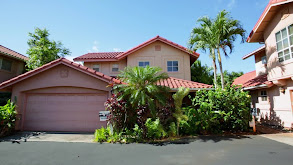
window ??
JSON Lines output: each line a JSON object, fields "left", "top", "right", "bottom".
{"left": 261, "top": 56, "right": 267, "bottom": 64}
{"left": 167, "top": 61, "right": 178, "bottom": 72}
{"left": 260, "top": 90, "right": 268, "bottom": 101}
{"left": 0, "top": 58, "right": 12, "bottom": 71}
{"left": 138, "top": 61, "right": 149, "bottom": 68}
{"left": 112, "top": 64, "right": 119, "bottom": 72}
{"left": 93, "top": 64, "right": 100, "bottom": 72}
{"left": 275, "top": 24, "right": 293, "bottom": 62}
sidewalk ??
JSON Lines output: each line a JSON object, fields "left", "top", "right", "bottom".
{"left": 260, "top": 133, "right": 293, "bottom": 146}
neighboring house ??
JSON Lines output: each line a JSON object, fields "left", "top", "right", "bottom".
{"left": 0, "top": 45, "right": 28, "bottom": 84}
{"left": 233, "top": 0, "right": 293, "bottom": 128}
{"left": 73, "top": 36, "right": 212, "bottom": 91}
{"left": 0, "top": 36, "right": 212, "bottom": 132}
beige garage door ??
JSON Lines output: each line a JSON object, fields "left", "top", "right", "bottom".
{"left": 24, "top": 93, "right": 108, "bottom": 132}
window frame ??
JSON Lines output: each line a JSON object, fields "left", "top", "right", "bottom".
{"left": 138, "top": 61, "right": 150, "bottom": 68}
{"left": 92, "top": 64, "right": 100, "bottom": 72}
{"left": 112, "top": 64, "right": 119, "bottom": 72}
{"left": 261, "top": 56, "right": 267, "bottom": 65}
{"left": 275, "top": 24, "right": 293, "bottom": 62}
{"left": 167, "top": 61, "right": 179, "bottom": 72}
{"left": 260, "top": 90, "right": 268, "bottom": 102}
{"left": 0, "top": 57, "right": 13, "bottom": 72}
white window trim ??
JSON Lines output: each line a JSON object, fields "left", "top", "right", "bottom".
{"left": 260, "top": 90, "right": 268, "bottom": 102}
{"left": 112, "top": 64, "right": 119, "bottom": 72}
{"left": 275, "top": 24, "right": 293, "bottom": 62}
{"left": 167, "top": 61, "right": 179, "bottom": 72}
{"left": 93, "top": 64, "right": 100, "bottom": 72}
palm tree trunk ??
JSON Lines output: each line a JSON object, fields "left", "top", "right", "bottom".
{"left": 211, "top": 49, "right": 217, "bottom": 88}
{"left": 217, "top": 48, "right": 225, "bottom": 89}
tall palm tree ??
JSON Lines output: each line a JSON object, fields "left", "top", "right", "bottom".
{"left": 114, "top": 66, "right": 170, "bottom": 117}
{"left": 189, "top": 16, "right": 218, "bottom": 88}
{"left": 214, "top": 10, "right": 246, "bottom": 89}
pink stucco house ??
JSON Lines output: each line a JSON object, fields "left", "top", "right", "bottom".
{"left": 0, "top": 45, "right": 28, "bottom": 84}
{"left": 0, "top": 36, "right": 212, "bottom": 132}
{"left": 233, "top": 0, "right": 293, "bottom": 128}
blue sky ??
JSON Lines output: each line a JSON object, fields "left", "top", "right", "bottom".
{"left": 0, "top": 0, "right": 269, "bottom": 73}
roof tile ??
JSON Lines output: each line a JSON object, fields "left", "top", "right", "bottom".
{"left": 0, "top": 45, "right": 29, "bottom": 61}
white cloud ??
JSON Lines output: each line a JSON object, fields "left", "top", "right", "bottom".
{"left": 227, "top": 0, "right": 236, "bottom": 10}
{"left": 113, "top": 48, "right": 122, "bottom": 52}
{"left": 88, "top": 41, "right": 99, "bottom": 53}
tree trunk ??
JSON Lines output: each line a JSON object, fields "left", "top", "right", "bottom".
{"left": 211, "top": 49, "right": 217, "bottom": 88}
{"left": 217, "top": 48, "right": 225, "bottom": 89}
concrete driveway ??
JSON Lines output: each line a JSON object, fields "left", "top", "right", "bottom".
{"left": 1, "top": 134, "right": 293, "bottom": 165}
{"left": 0, "top": 132, "right": 94, "bottom": 143}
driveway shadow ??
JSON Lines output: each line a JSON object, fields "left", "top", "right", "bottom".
{"left": 149, "top": 135, "right": 252, "bottom": 146}
{"left": 0, "top": 132, "right": 45, "bottom": 143}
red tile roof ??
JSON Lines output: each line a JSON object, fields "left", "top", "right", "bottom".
{"left": 74, "top": 52, "right": 123, "bottom": 61}
{"left": 74, "top": 36, "right": 200, "bottom": 62}
{"left": 157, "top": 77, "right": 213, "bottom": 89}
{"left": 242, "top": 45, "right": 265, "bottom": 60}
{"left": 233, "top": 70, "right": 273, "bottom": 89}
{"left": 247, "top": 0, "right": 293, "bottom": 42}
{"left": 0, "top": 58, "right": 121, "bottom": 89}
{"left": 0, "top": 45, "right": 29, "bottom": 61}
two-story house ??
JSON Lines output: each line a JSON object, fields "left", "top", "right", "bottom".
{"left": 0, "top": 45, "right": 28, "bottom": 84}
{"left": 0, "top": 36, "right": 212, "bottom": 132}
{"left": 233, "top": 0, "right": 293, "bottom": 128}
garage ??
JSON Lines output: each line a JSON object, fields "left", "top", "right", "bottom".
{"left": 24, "top": 93, "right": 108, "bottom": 132}
{"left": 0, "top": 58, "right": 119, "bottom": 132}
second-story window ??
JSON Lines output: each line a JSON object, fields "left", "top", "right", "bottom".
{"left": 275, "top": 24, "right": 293, "bottom": 62}
{"left": 260, "top": 90, "right": 268, "bottom": 101}
{"left": 0, "top": 58, "right": 12, "bottom": 72}
{"left": 261, "top": 56, "right": 267, "bottom": 64}
{"left": 167, "top": 61, "right": 178, "bottom": 72}
{"left": 93, "top": 64, "right": 100, "bottom": 72}
{"left": 112, "top": 64, "right": 119, "bottom": 72}
{"left": 138, "top": 61, "right": 149, "bottom": 68}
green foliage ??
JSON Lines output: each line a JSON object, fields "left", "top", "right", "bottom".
{"left": 186, "top": 86, "right": 251, "bottom": 134}
{"left": 191, "top": 60, "right": 213, "bottom": 85}
{"left": 168, "top": 122, "right": 177, "bottom": 137}
{"left": 145, "top": 118, "right": 167, "bottom": 139}
{"left": 114, "top": 66, "right": 170, "bottom": 117}
{"left": 216, "top": 70, "right": 243, "bottom": 86}
{"left": 0, "top": 99, "right": 16, "bottom": 137}
{"left": 173, "top": 87, "right": 189, "bottom": 136}
{"left": 26, "top": 27, "right": 71, "bottom": 70}
{"left": 94, "top": 126, "right": 110, "bottom": 142}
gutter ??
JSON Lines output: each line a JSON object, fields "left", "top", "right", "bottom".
{"left": 243, "top": 84, "right": 268, "bottom": 90}
{"left": 170, "top": 88, "right": 214, "bottom": 92}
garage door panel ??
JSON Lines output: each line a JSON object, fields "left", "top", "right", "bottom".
{"left": 24, "top": 93, "right": 108, "bottom": 132}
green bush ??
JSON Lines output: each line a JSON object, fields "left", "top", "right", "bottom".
{"left": 145, "top": 118, "right": 167, "bottom": 139}
{"left": 186, "top": 86, "right": 251, "bottom": 134}
{"left": 94, "top": 126, "right": 110, "bottom": 142}
{"left": 0, "top": 99, "right": 16, "bottom": 137}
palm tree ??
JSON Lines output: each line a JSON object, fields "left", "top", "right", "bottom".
{"left": 114, "top": 66, "right": 170, "bottom": 117}
{"left": 214, "top": 10, "right": 246, "bottom": 89}
{"left": 189, "top": 16, "right": 218, "bottom": 88}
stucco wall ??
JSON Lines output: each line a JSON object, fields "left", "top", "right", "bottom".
{"left": 250, "top": 80, "right": 293, "bottom": 127}
{"left": 254, "top": 52, "right": 268, "bottom": 76}
{"left": 10, "top": 64, "right": 111, "bottom": 130}
{"left": 84, "top": 58, "right": 127, "bottom": 77}
{"left": 264, "top": 3, "right": 293, "bottom": 81}
{"left": 0, "top": 54, "right": 25, "bottom": 83}
{"left": 127, "top": 41, "right": 191, "bottom": 80}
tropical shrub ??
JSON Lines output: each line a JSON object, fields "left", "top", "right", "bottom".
{"left": 114, "top": 66, "right": 170, "bottom": 117}
{"left": 172, "top": 87, "right": 190, "bottom": 135}
{"left": 94, "top": 126, "right": 110, "bottom": 142}
{"left": 186, "top": 86, "right": 251, "bottom": 134}
{"left": 145, "top": 118, "right": 167, "bottom": 139}
{"left": 0, "top": 99, "right": 17, "bottom": 137}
